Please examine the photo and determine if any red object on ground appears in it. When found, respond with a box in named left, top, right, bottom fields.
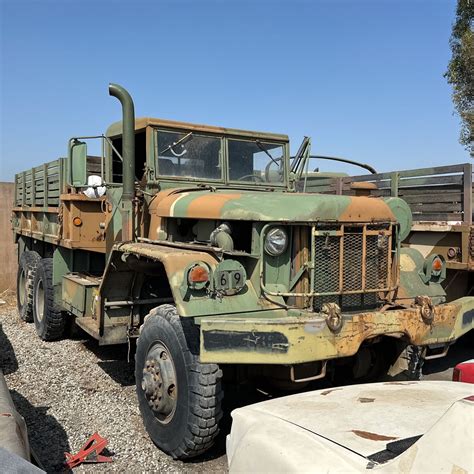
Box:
left=64, top=432, right=113, bottom=469
left=453, top=360, right=474, bottom=384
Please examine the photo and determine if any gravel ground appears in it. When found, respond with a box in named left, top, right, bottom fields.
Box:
left=0, top=302, right=227, bottom=473
left=1, top=295, right=473, bottom=473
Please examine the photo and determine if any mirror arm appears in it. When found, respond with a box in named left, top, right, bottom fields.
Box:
left=307, top=155, right=377, bottom=174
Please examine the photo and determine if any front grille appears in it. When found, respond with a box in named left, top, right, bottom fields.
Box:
left=313, top=223, right=393, bottom=311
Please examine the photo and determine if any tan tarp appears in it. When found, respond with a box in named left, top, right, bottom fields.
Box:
left=0, top=370, right=30, bottom=461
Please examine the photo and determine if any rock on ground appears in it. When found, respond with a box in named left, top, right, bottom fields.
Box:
left=0, top=306, right=227, bottom=473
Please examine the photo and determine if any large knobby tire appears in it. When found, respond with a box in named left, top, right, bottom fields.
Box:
left=16, top=250, right=41, bottom=322
left=135, top=304, right=223, bottom=459
left=32, top=258, right=66, bottom=341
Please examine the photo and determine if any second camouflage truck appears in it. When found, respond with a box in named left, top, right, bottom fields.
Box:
left=298, top=152, right=474, bottom=302
left=12, top=85, right=474, bottom=459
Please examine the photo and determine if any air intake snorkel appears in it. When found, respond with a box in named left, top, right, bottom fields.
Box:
left=108, top=83, right=136, bottom=241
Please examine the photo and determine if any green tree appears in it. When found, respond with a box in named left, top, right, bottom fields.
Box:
left=445, top=0, right=474, bottom=152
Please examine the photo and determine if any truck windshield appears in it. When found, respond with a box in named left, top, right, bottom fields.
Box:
left=228, top=139, right=285, bottom=184
left=157, top=130, right=222, bottom=180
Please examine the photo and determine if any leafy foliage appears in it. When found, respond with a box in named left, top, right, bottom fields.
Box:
left=446, top=0, right=474, bottom=151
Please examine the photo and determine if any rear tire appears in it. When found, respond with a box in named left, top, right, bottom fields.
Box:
left=135, top=304, right=223, bottom=459
left=32, top=258, right=66, bottom=341
left=17, top=250, right=41, bottom=322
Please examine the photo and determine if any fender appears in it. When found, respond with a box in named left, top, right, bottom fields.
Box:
left=110, top=242, right=278, bottom=318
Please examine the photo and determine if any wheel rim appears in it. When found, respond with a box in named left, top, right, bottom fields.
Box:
left=18, top=269, right=26, bottom=306
left=141, top=341, right=178, bottom=424
left=35, top=279, right=45, bottom=323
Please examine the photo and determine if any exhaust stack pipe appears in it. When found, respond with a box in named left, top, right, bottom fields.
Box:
left=109, top=83, right=135, bottom=241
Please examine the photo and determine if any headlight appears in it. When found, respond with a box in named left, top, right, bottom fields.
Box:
left=264, top=227, right=288, bottom=256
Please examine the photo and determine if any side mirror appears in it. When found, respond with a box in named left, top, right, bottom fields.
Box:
left=68, top=140, right=87, bottom=186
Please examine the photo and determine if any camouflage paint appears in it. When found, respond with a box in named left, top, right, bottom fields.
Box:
left=299, top=163, right=473, bottom=273
left=405, top=223, right=472, bottom=271
left=115, top=242, right=281, bottom=318
left=198, top=297, right=474, bottom=364
left=11, top=108, right=474, bottom=357
left=152, top=189, right=397, bottom=223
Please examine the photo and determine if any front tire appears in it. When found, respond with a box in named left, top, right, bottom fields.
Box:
left=32, top=258, right=66, bottom=341
left=17, top=250, right=41, bottom=322
left=135, top=304, right=223, bottom=459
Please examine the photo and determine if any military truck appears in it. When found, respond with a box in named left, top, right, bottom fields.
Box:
left=12, top=85, right=474, bottom=459
left=299, top=155, right=473, bottom=302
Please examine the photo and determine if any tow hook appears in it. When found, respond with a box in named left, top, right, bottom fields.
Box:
left=415, top=295, right=434, bottom=323
left=322, top=303, right=343, bottom=332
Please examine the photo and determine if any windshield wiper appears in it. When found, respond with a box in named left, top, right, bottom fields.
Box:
left=255, top=140, right=280, bottom=167
left=160, top=132, right=193, bottom=155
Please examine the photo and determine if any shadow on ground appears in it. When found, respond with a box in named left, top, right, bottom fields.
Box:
left=11, top=390, right=71, bottom=473
left=82, top=339, right=135, bottom=387
left=0, top=323, right=18, bottom=375
left=424, top=331, right=474, bottom=376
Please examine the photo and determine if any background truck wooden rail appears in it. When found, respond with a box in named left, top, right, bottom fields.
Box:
left=301, top=163, right=473, bottom=225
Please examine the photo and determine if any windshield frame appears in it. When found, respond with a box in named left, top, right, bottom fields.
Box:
left=226, top=137, right=288, bottom=187
left=154, top=127, right=224, bottom=183
left=152, top=127, right=290, bottom=188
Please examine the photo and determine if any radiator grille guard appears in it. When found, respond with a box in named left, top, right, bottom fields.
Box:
left=312, top=223, right=394, bottom=311
left=260, top=222, right=397, bottom=312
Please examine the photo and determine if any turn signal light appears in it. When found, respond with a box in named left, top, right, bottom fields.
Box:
left=432, top=257, right=443, bottom=273
left=188, top=265, right=209, bottom=284
left=73, top=217, right=83, bottom=227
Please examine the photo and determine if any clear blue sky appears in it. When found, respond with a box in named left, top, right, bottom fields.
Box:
left=0, top=0, right=468, bottom=181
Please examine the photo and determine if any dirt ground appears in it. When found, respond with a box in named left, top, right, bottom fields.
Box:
left=1, top=292, right=473, bottom=472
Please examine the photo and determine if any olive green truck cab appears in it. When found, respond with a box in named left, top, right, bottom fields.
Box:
left=12, top=85, right=474, bottom=459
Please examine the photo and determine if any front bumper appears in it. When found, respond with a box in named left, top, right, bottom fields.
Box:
left=199, top=297, right=474, bottom=365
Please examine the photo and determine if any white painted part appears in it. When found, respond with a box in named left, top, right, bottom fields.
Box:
left=227, top=381, right=474, bottom=473
left=83, top=175, right=106, bottom=199
left=169, top=192, right=190, bottom=217
left=227, top=411, right=368, bottom=473
left=382, top=397, right=474, bottom=473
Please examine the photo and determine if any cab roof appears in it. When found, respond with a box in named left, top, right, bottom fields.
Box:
left=106, top=117, right=289, bottom=142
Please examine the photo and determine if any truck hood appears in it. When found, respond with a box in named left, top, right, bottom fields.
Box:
left=151, top=189, right=397, bottom=223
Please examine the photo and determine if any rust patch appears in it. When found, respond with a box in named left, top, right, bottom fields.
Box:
left=321, top=388, right=343, bottom=396
left=351, top=430, right=398, bottom=441
left=358, top=397, right=375, bottom=403
left=0, top=413, right=12, bottom=417
left=186, top=193, right=242, bottom=219
left=339, top=196, right=396, bottom=222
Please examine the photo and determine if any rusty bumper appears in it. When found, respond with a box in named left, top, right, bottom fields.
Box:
left=199, top=297, right=474, bottom=365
